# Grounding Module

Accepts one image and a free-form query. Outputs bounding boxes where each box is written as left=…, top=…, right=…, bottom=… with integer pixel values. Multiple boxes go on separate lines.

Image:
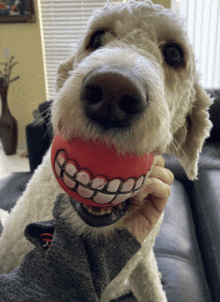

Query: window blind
left=38, top=0, right=113, bottom=100
left=38, top=0, right=219, bottom=99
left=172, top=0, right=220, bottom=88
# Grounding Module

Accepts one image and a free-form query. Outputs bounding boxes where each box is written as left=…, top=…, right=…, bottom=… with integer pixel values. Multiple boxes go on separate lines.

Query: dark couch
left=0, top=90, right=220, bottom=302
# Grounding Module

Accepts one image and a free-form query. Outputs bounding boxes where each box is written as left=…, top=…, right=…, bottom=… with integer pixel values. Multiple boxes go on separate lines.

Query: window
left=172, top=0, right=220, bottom=88
left=38, top=0, right=219, bottom=99
left=38, top=0, right=112, bottom=100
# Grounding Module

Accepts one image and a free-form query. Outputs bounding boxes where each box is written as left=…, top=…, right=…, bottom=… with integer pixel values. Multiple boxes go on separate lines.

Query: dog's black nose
left=80, top=66, right=148, bottom=130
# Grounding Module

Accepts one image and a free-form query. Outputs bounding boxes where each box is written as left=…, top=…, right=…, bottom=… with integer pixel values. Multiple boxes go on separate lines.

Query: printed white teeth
left=107, top=179, right=121, bottom=192
left=134, top=175, right=145, bottom=190
left=130, top=187, right=141, bottom=197
left=55, top=162, right=62, bottom=178
left=91, top=177, right=107, bottom=190
left=93, top=192, right=115, bottom=204
left=63, top=172, right=76, bottom=189
left=76, top=171, right=90, bottom=185
left=57, top=152, right=66, bottom=166
left=55, top=151, right=150, bottom=206
left=111, top=192, right=133, bottom=206
left=77, top=185, right=93, bottom=199
left=121, top=178, right=135, bottom=192
left=65, top=162, right=77, bottom=177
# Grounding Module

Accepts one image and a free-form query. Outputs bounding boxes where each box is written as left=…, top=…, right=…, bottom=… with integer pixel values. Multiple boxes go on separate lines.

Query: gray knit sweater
left=0, top=194, right=141, bottom=301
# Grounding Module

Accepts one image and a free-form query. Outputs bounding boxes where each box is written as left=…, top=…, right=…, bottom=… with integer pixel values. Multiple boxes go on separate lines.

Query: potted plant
left=0, top=56, right=19, bottom=155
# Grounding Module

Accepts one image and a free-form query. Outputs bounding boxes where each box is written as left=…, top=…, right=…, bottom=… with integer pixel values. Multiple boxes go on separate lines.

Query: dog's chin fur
left=58, top=179, right=149, bottom=239
left=58, top=194, right=127, bottom=239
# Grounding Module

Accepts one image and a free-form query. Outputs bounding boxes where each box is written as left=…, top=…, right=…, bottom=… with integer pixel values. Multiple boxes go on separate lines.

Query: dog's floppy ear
left=56, top=53, right=76, bottom=93
left=168, top=80, right=213, bottom=180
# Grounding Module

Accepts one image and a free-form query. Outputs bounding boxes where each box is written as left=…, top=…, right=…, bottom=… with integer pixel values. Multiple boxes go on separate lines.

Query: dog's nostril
left=81, top=66, right=148, bottom=130
left=84, top=85, right=102, bottom=105
left=119, top=95, right=143, bottom=115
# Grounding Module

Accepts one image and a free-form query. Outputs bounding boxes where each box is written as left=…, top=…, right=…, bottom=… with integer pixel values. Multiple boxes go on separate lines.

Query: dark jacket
left=0, top=194, right=141, bottom=301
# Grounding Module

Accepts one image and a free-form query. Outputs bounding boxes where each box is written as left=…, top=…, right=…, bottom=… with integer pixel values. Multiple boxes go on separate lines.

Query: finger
left=130, top=167, right=173, bottom=208
left=144, top=177, right=171, bottom=200
left=153, top=155, right=165, bottom=167
left=140, top=199, right=165, bottom=231
left=149, top=165, right=174, bottom=186
left=124, top=176, right=172, bottom=243
left=128, top=182, right=169, bottom=241
left=130, top=177, right=171, bottom=214
left=143, top=177, right=171, bottom=213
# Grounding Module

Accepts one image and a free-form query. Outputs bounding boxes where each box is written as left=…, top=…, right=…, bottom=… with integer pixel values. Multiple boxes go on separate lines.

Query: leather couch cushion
left=154, top=180, right=212, bottom=302
left=0, top=172, right=33, bottom=212
left=190, top=169, right=220, bottom=301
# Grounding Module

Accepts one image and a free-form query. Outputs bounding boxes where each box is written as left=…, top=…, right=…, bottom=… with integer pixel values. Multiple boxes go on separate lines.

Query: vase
left=0, top=85, right=18, bottom=155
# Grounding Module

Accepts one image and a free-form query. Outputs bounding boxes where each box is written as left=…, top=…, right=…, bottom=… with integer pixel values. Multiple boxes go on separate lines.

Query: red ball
left=51, top=134, right=154, bottom=207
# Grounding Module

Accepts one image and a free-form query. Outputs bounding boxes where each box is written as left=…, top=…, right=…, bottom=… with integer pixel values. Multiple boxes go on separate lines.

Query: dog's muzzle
left=80, top=65, right=148, bottom=130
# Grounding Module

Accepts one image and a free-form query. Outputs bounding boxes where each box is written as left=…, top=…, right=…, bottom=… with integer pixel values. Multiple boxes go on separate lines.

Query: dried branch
left=9, top=76, right=20, bottom=83
left=0, top=56, right=19, bottom=86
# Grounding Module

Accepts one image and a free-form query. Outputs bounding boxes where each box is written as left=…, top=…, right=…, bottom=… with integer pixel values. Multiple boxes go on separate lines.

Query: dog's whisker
left=33, top=112, right=51, bottom=127
left=33, top=112, right=51, bottom=126
left=172, top=116, right=187, bottom=133
left=43, top=123, right=54, bottom=139
left=32, top=117, right=45, bottom=127
left=33, top=108, right=50, bottom=122
left=28, top=100, right=43, bottom=106
left=170, top=141, right=178, bottom=152
left=56, top=76, right=69, bottom=81
left=172, top=138, right=190, bottom=165
left=171, top=120, right=185, bottom=131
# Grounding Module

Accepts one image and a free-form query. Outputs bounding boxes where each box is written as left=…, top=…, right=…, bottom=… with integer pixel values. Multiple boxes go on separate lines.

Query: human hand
left=124, top=155, right=174, bottom=243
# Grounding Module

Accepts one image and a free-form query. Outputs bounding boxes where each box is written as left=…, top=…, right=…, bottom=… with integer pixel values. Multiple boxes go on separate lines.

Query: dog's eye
left=163, top=44, right=184, bottom=67
left=89, top=30, right=105, bottom=50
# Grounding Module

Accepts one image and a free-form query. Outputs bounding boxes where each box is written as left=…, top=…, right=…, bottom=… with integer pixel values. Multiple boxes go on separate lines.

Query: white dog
left=0, top=1, right=212, bottom=301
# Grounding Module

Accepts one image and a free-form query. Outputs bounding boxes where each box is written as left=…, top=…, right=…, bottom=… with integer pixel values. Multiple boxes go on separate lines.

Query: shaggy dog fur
left=0, top=1, right=212, bottom=301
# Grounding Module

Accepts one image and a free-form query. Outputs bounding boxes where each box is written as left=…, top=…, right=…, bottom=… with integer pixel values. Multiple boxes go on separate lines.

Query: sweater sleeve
left=82, top=229, right=141, bottom=299
left=0, top=223, right=141, bottom=302
left=45, top=226, right=141, bottom=301
left=84, top=230, right=141, bottom=298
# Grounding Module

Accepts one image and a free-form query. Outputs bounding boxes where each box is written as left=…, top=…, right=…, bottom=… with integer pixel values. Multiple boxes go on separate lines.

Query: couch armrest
left=189, top=169, right=220, bottom=301
left=205, top=89, right=220, bottom=144
left=26, top=101, right=53, bottom=171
